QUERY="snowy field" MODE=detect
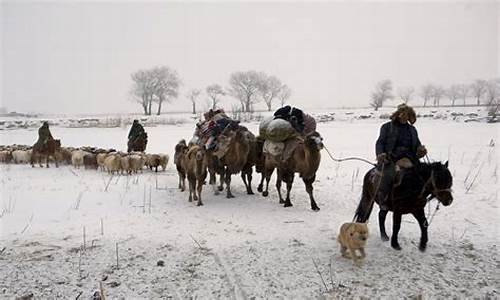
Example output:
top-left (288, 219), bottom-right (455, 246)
top-left (0, 113), bottom-right (499, 298)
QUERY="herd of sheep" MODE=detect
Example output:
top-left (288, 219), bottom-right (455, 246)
top-left (0, 145), bottom-right (169, 175)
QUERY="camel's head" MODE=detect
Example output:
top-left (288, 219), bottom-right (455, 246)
top-left (305, 132), bottom-right (324, 151)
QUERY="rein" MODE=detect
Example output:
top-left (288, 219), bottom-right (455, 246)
top-left (419, 169), bottom-right (450, 228)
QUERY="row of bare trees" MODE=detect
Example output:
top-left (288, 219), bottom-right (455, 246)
top-left (370, 78), bottom-right (500, 110)
top-left (130, 67), bottom-right (292, 115)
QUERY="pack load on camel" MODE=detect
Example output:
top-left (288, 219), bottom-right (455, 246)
top-left (127, 119), bottom-right (148, 152)
top-left (258, 106), bottom-right (324, 210)
top-left (191, 109), bottom-right (239, 152)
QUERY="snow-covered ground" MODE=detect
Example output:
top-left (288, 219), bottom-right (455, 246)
top-left (0, 111), bottom-right (499, 298)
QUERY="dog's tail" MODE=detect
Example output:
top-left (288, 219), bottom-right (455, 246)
top-left (353, 168), bottom-right (376, 223)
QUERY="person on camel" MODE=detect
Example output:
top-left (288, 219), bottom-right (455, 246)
top-left (35, 121), bottom-right (54, 150)
top-left (273, 105), bottom-right (317, 136)
top-left (127, 119), bottom-right (147, 152)
top-left (375, 104), bottom-right (428, 210)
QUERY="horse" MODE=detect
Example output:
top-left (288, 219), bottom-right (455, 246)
top-left (31, 139), bottom-right (61, 168)
top-left (354, 161), bottom-right (453, 251)
top-left (127, 132), bottom-right (148, 153)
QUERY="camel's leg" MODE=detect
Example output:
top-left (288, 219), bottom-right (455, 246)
top-left (241, 168), bottom-right (254, 195)
top-left (257, 173), bottom-right (265, 193)
top-left (30, 154), bottom-right (35, 168)
top-left (412, 208), bottom-right (428, 252)
top-left (225, 172), bottom-right (234, 198)
top-left (39, 154), bottom-right (44, 168)
top-left (188, 180), bottom-right (194, 202)
top-left (303, 175), bottom-right (319, 211)
top-left (196, 178), bottom-right (203, 206)
top-left (283, 171), bottom-right (294, 207)
top-left (262, 167), bottom-right (274, 197)
top-left (275, 169), bottom-right (284, 204)
top-left (218, 170), bottom-right (225, 192)
top-left (391, 212), bottom-right (403, 250)
top-left (379, 210), bottom-right (390, 241)
top-left (181, 173), bottom-right (186, 192)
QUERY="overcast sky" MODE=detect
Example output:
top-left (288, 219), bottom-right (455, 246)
top-left (1, 1), bottom-right (498, 115)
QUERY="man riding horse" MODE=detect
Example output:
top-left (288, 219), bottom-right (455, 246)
top-left (375, 104), bottom-right (427, 210)
top-left (35, 121), bottom-right (54, 150)
top-left (127, 119), bottom-right (147, 152)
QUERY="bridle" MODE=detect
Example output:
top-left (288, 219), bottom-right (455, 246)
top-left (419, 169), bottom-right (452, 201)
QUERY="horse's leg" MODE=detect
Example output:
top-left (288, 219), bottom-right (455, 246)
top-left (39, 154), bottom-right (44, 168)
top-left (283, 171), bottom-right (294, 207)
top-left (225, 172), bottom-right (234, 198)
top-left (412, 208), bottom-right (428, 251)
top-left (379, 210), bottom-right (390, 241)
top-left (262, 167), bottom-right (274, 197)
top-left (30, 152), bottom-right (35, 168)
top-left (54, 154), bottom-right (59, 168)
top-left (303, 175), bottom-right (319, 211)
top-left (45, 154), bottom-right (49, 168)
top-left (391, 212), bottom-right (403, 250)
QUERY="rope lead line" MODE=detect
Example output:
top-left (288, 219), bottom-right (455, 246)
top-left (323, 145), bottom-right (376, 167)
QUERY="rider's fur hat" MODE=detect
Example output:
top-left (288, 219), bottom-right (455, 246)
top-left (390, 104), bottom-right (416, 124)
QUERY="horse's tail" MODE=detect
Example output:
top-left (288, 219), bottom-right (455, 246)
top-left (354, 168), bottom-right (376, 223)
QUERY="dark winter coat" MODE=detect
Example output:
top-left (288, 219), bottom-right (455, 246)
top-left (376, 120), bottom-right (422, 164)
top-left (128, 122), bottom-right (145, 140)
top-left (36, 124), bottom-right (53, 146)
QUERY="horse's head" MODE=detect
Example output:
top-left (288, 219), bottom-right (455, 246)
top-left (429, 161), bottom-right (453, 206)
top-left (305, 132), bottom-right (324, 151)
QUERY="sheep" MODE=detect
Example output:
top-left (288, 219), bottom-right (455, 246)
top-left (83, 153), bottom-right (98, 170)
top-left (96, 153), bottom-right (109, 171)
top-left (129, 154), bottom-right (145, 173)
top-left (158, 153), bottom-right (169, 171)
top-left (55, 148), bottom-right (73, 165)
top-left (146, 154), bottom-right (161, 172)
top-left (0, 150), bottom-right (13, 163)
top-left (71, 150), bottom-right (90, 169)
top-left (12, 150), bottom-right (32, 164)
top-left (104, 154), bottom-right (121, 174)
top-left (120, 155), bottom-right (131, 175)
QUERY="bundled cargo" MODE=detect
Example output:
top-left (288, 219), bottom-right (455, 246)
top-left (259, 116), bottom-right (274, 137)
top-left (265, 119), bottom-right (297, 142)
top-left (263, 140), bottom-right (285, 157)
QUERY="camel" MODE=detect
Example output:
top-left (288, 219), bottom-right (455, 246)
top-left (263, 132), bottom-right (323, 211)
top-left (207, 126), bottom-right (255, 198)
top-left (182, 144), bottom-right (208, 206)
top-left (174, 139), bottom-right (188, 191)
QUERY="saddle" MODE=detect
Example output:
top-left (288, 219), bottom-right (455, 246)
top-left (372, 158), bottom-right (414, 189)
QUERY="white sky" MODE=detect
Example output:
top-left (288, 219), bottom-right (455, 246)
top-left (1, 1), bottom-right (498, 114)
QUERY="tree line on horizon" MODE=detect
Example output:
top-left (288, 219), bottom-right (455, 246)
top-left (130, 67), bottom-right (292, 116)
top-left (370, 78), bottom-right (500, 113)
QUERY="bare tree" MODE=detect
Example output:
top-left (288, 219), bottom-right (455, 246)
top-left (485, 78), bottom-right (500, 106)
top-left (370, 79), bottom-right (394, 111)
top-left (397, 86), bottom-right (415, 104)
top-left (470, 79), bottom-right (488, 106)
top-left (420, 84), bottom-right (435, 107)
top-left (258, 74), bottom-right (282, 111)
top-left (446, 85), bottom-right (461, 107)
top-left (228, 71), bottom-right (262, 112)
top-left (457, 84), bottom-right (469, 106)
top-left (206, 84), bottom-right (225, 110)
top-left (432, 85), bottom-right (446, 107)
top-left (130, 69), bottom-right (155, 115)
top-left (487, 100), bottom-right (500, 123)
top-left (187, 89), bottom-right (201, 114)
top-left (278, 84), bottom-right (292, 107)
top-left (151, 66), bottom-right (181, 115)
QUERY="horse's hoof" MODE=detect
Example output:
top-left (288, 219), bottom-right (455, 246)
top-left (278, 199), bottom-right (285, 204)
top-left (312, 206), bottom-right (320, 211)
top-left (226, 194), bottom-right (235, 199)
top-left (262, 191), bottom-right (269, 197)
top-left (197, 202), bottom-right (203, 206)
top-left (419, 244), bottom-right (427, 252)
top-left (391, 243), bottom-right (402, 250)
top-left (381, 235), bottom-right (390, 242)
top-left (247, 190), bottom-right (254, 195)
top-left (284, 202), bottom-right (293, 207)
top-left (257, 186), bottom-right (263, 192)
top-left (218, 186), bottom-right (224, 192)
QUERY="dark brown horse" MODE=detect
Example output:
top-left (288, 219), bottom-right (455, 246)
top-left (127, 132), bottom-right (148, 153)
top-left (31, 139), bottom-right (61, 168)
top-left (354, 161), bottom-right (453, 251)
